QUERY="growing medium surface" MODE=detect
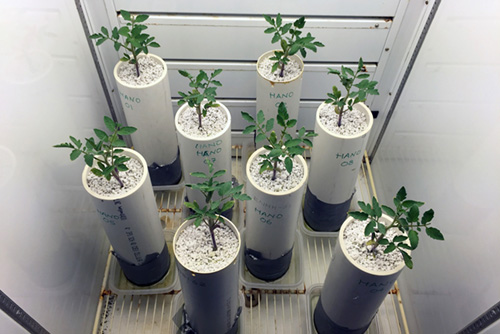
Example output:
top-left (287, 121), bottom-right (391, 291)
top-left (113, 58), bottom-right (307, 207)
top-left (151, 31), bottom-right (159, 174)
top-left (343, 220), bottom-right (404, 272)
top-left (175, 222), bottom-right (239, 273)
top-left (86, 157), bottom-right (143, 197)
top-left (258, 56), bottom-right (301, 82)
top-left (177, 105), bottom-right (228, 138)
top-left (319, 103), bottom-right (368, 136)
top-left (249, 156), bottom-right (304, 192)
top-left (116, 56), bottom-right (163, 86)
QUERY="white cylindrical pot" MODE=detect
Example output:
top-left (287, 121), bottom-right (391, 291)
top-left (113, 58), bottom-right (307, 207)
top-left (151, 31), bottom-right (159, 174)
top-left (256, 50), bottom-right (304, 133)
top-left (314, 214), bottom-right (407, 333)
top-left (83, 148), bottom-right (170, 286)
top-left (114, 54), bottom-right (182, 187)
top-left (244, 147), bottom-right (308, 281)
top-left (175, 101), bottom-right (232, 211)
top-left (304, 102), bottom-right (374, 231)
top-left (174, 217), bottom-right (241, 334)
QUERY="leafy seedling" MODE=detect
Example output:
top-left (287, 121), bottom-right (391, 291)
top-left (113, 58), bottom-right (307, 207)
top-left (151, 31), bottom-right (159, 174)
top-left (325, 57), bottom-right (379, 127)
top-left (242, 102), bottom-right (317, 181)
top-left (178, 69), bottom-right (223, 130)
top-left (90, 10), bottom-right (160, 77)
top-left (348, 186), bottom-right (444, 269)
top-left (54, 116), bottom-right (137, 188)
top-left (263, 13), bottom-right (324, 77)
top-left (185, 159), bottom-right (251, 251)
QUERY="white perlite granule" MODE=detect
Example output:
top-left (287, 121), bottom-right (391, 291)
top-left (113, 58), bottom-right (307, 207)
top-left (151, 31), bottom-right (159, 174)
top-left (116, 56), bottom-right (163, 86)
top-left (319, 104), bottom-right (368, 136)
top-left (258, 56), bottom-right (301, 82)
top-left (175, 222), bottom-right (239, 273)
top-left (249, 156), bottom-right (304, 192)
top-left (177, 106), bottom-right (228, 138)
top-left (86, 157), bottom-right (142, 197)
top-left (343, 220), bottom-right (404, 272)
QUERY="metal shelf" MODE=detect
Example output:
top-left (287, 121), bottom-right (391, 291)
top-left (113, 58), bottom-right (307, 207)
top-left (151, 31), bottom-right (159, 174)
top-left (93, 147), bottom-right (409, 334)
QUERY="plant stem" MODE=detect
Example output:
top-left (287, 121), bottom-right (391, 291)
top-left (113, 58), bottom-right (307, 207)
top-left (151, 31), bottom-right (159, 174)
top-left (208, 219), bottom-right (218, 251)
top-left (112, 168), bottom-right (125, 188)
top-left (272, 160), bottom-right (278, 180)
top-left (279, 62), bottom-right (285, 78)
top-left (196, 105), bottom-right (203, 129)
top-left (368, 215), bottom-right (400, 253)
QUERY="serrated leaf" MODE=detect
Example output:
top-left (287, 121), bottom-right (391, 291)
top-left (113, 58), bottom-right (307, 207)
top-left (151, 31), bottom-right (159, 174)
top-left (377, 223), bottom-right (386, 235)
top-left (422, 209), bottom-right (434, 224)
top-left (191, 172), bottom-right (209, 179)
top-left (135, 14), bottom-right (149, 23)
top-left (117, 126), bottom-right (137, 135)
top-left (384, 243), bottom-right (396, 254)
top-left (364, 220), bottom-right (376, 236)
top-left (70, 149), bottom-right (81, 161)
top-left (255, 133), bottom-right (267, 143)
top-left (407, 205), bottom-right (419, 223)
top-left (271, 32), bottom-right (281, 44)
top-left (220, 201), bottom-right (234, 213)
top-left (349, 211), bottom-right (368, 221)
top-left (285, 138), bottom-right (302, 148)
top-left (400, 250), bottom-right (413, 269)
top-left (121, 10), bottom-right (131, 21)
top-left (257, 110), bottom-right (265, 125)
top-left (382, 205), bottom-right (396, 217)
top-left (358, 201), bottom-right (373, 215)
top-left (265, 118), bottom-right (274, 132)
top-left (396, 186), bottom-right (407, 201)
top-left (372, 197), bottom-right (382, 218)
top-left (264, 27), bottom-right (276, 34)
top-left (103, 116), bottom-right (116, 132)
top-left (393, 235), bottom-right (408, 243)
top-left (263, 14), bottom-right (273, 25)
top-left (403, 200), bottom-right (425, 208)
top-left (408, 230), bottom-right (419, 249)
top-left (426, 227), bottom-right (444, 240)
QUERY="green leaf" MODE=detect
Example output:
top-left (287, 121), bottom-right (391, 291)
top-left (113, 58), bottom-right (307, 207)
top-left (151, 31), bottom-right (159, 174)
top-left (114, 139), bottom-right (127, 147)
top-left (135, 14), bottom-right (149, 23)
top-left (118, 26), bottom-right (129, 36)
top-left (265, 118), bottom-right (274, 132)
top-left (358, 201), bottom-right (373, 215)
top-left (372, 197), bottom-right (382, 218)
top-left (284, 157), bottom-right (293, 174)
top-left (422, 209), bottom-right (434, 224)
top-left (381, 205), bottom-right (396, 217)
top-left (257, 110), bottom-right (265, 125)
top-left (271, 32), bottom-right (281, 44)
top-left (400, 250), bottom-right (413, 269)
top-left (117, 126), bottom-right (137, 135)
top-left (285, 138), bottom-right (302, 148)
top-left (93, 129), bottom-right (107, 141)
top-left (264, 27), bottom-right (276, 34)
top-left (256, 133), bottom-right (267, 143)
top-left (178, 70), bottom-right (191, 78)
top-left (426, 227), bottom-right (444, 240)
top-left (263, 14), bottom-right (273, 25)
top-left (348, 211), bottom-right (369, 221)
top-left (393, 235), bottom-right (408, 243)
top-left (190, 172), bottom-right (209, 179)
top-left (220, 201), bottom-right (234, 213)
top-left (103, 116), bottom-right (116, 132)
top-left (396, 186), bottom-right (407, 201)
top-left (91, 168), bottom-right (103, 177)
top-left (70, 149), bottom-right (81, 161)
top-left (364, 220), bottom-right (376, 236)
top-left (276, 13), bottom-right (282, 27)
top-left (268, 148), bottom-right (282, 158)
top-left (408, 230), bottom-right (419, 249)
top-left (402, 200), bottom-right (425, 208)
top-left (96, 38), bottom-right (106, 46)
top-left (101, 27), bottom-right (109, 36)
top-left (121, 10), bottom-right (131, 21)
top-left (377, 223), bottom-right (386, 235)
top-left (344, 67), bottom-right (355, 76)
top-left (242, 125), bottom-right (256, 134)
top-left (213, 170), bottom-right (226, 178)
top-left (407, 205), bottom-right (419, 223)
top-left (384, 243), bottom-right (396, 254)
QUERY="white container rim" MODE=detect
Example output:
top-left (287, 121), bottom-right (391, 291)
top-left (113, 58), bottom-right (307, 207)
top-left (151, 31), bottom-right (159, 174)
top-left (316, 101), bottom-right (374, 139)
top-left (173, 216), bottom-right (241, 274)
top-left (338, 214), bottom-right (409, 276)
top-left (256, 50), bottom-right (304, 83)
top-left (175, 101), bottom-right (232, 142)
top-left (246, 147), bottom-right (308, 197)
top-left (113, 53), bottom-right (167, 89)
top-left (82, 148), bottom-right (148, 201)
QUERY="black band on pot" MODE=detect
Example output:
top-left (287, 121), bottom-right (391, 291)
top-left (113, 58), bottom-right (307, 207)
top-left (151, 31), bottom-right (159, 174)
top-left (244, 247), bottom-right (293, 281)
top-left (148, 149), bottom-right (182, 186)
top-left (314, 296), bottom-right (372, 334)
top-left (113, 241), bottom-right (170, 286)
top-left (303, 187), bottom-right (353, 232)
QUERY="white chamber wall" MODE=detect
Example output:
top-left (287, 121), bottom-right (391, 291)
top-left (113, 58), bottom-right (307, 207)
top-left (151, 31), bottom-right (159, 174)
top-left (0, 0), bottom-right (109, 333)
top-left (371, 0), bottom-right (500, 333)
